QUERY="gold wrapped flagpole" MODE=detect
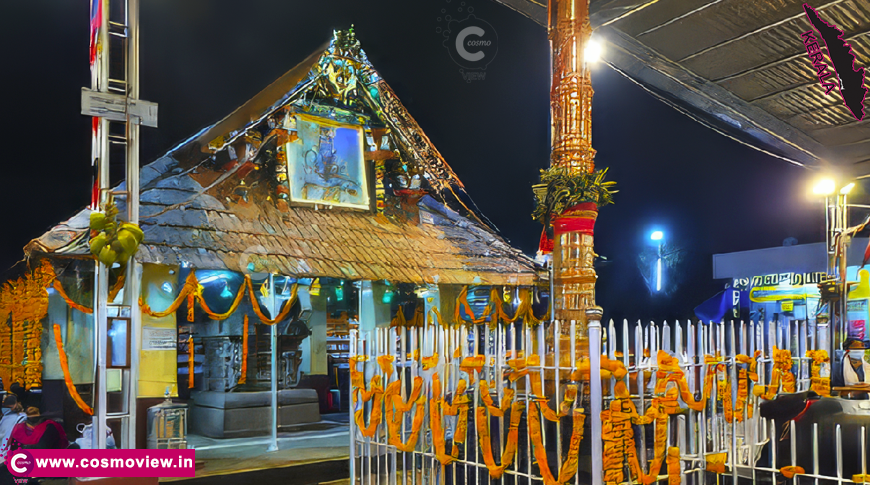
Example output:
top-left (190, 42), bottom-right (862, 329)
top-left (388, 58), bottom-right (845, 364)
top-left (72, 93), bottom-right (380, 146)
top-left (548, 0), bottom-right (598, 325)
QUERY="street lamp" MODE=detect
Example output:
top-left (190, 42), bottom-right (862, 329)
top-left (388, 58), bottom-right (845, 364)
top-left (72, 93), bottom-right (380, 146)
top-left (651, 231), bottom-right (664, 292)
top-left (812, 177), bottom-right (856, 275)
top-left (584, 38), bottom-right (602, 64)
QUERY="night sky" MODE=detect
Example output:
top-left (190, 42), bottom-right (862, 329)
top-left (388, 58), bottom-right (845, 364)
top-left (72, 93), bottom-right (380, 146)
top-left (1, 0), bottom-right (829, 321)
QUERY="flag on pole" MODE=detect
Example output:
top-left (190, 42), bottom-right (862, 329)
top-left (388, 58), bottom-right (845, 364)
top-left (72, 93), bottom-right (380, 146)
top-left (89, 0), bottom-right (102, 67)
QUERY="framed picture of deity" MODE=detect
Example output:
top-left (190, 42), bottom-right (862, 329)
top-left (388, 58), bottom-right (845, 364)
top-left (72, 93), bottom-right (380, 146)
top-left (284, 113), bottom-right (369, 209)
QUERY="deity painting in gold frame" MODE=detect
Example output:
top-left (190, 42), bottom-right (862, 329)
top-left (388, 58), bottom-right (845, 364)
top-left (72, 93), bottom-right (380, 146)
top-left (284, 113), bottom-right (369, 209)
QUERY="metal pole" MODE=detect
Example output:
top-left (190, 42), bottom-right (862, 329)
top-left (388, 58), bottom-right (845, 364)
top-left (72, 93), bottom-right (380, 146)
top-left (92, 0), bottom-right (111, 451)
top-left (126, 0), bottom-right (141, 449)
top-left (350, 327), bottom-right (358, 485)
top-left (268, 273), bottom-right (279, 452)
top-left (586, 306), bottom-right (604, 485)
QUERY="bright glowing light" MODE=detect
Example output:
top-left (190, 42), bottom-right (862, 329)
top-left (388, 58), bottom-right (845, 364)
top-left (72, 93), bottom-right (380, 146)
top-left (813, 178), bottom-right (836, 195)
top-left (841, 182), bottom-right (856, 195)
top-left (650, 231), bottom-right (663, 241)
top-left (656, 257), bottom-right (662, 292)
top-left (584, 39), bottom-right (601, 63)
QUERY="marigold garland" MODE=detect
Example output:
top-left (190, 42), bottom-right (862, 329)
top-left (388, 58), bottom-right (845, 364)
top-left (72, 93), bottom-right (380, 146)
top-left (390, 304), bottom-right (424, 328)
top-left (139, 272), bottom-right (298, 326)
top-left (705, 452), bottom-right (727, 473)
top-left (602, 380), bottom-right (670, 485)
top-left (51, 274), bottom-right (126, 315)
top-left (377, 355), bottom-right (395, 376)
top-left (52, 280), bottom-right (93, 314)
top-left (479, 380), bottom-right (514, 417)
top-left (460, 355), bottom-right (484, 384)
top-left (528, 400), bottom-right (585, 485)
top-left (602, 350), bottom-right (769, 484)
top-left (349, 356), bottom-right (385, 438)
top-left (527, 354), bottom-right (576, 421)
top-left (453, 286), bottom-right (548, 328)
top-left (238, 315), bottom-right (248, 385)
top-left (781, 466), bottom-right (805, 479)
top-left (807, 349), bottom-right (830, 396)
top-left (430, 373), bottom-right (469, 465)
top-left (476, 400), bottom-right (524, 478)
top-left (666, 447), bottom-right (681, 485)
top-left (421, 353), bottom-right (439, 370)
top-left (188, 336), bottom-right (195, 389)
top-left (385, 380), bottom-right (425, 451)
top-left (24, 321), bottom-right (43, 389)
top-left (754, 347), bottom-right (796, 399)
top-left (53, 324), bottom-right (93, 415)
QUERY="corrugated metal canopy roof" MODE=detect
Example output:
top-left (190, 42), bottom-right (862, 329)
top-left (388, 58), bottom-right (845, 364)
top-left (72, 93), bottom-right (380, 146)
top-left (492, 0), bottom-right (870, 175)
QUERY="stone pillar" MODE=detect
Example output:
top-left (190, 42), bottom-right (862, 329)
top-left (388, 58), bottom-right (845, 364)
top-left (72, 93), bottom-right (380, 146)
top-left (549, 0), bottom-right (597, 327)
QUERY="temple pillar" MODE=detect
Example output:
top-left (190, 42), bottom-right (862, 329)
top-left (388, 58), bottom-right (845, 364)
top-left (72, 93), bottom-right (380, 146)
top-left (549, 0), bottom-right (597, 328)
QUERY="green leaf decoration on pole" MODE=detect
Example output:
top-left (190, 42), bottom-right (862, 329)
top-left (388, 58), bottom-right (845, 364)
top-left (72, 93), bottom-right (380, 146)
top-left (532, 166), bottom-right (617, 228)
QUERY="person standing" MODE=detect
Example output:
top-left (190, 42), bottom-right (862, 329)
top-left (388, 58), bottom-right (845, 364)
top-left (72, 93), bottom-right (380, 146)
top-left (0, 395), bottom-right (25, 461)
top-left (842, 338), bottom-right (870, 386)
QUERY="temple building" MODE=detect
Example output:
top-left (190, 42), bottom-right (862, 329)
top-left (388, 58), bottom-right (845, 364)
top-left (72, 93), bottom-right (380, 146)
top-left (21, 30), bottom-right (544, 447)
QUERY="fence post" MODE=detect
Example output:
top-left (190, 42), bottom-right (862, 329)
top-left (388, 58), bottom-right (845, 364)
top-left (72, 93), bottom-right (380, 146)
top-left (587, 306), bottom-right (604, 485)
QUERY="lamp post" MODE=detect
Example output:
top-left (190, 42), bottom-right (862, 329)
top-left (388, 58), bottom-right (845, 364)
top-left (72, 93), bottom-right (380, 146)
top-left (650, 231), bottom-right (664, 292)
top-left (812, 178), bottom-right (855, 365)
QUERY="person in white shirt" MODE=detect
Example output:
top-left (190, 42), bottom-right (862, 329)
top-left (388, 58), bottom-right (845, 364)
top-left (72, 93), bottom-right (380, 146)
top-left (842, 339), bottom-right (870, 387)
top-left (0, 395), bottom-right (26, 462)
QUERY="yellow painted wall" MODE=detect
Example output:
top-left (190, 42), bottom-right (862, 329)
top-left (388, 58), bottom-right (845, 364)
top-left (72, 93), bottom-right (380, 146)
top-left (138, 264), bottom-right (179, 398)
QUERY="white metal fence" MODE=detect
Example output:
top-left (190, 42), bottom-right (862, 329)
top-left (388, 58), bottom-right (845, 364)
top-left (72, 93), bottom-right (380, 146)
top-left (349, 317), bottom-right (868, 485)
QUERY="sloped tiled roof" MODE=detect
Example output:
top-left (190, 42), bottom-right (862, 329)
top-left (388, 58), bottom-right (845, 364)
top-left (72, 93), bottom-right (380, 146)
top-left (27, 155), bottom-right (539, 285)
top-left (26, 34), bottom-right (541, 286)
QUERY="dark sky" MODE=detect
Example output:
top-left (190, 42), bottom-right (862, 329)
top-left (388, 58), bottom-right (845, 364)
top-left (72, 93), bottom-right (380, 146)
top-left (0, 0), bottom-right (828, 320)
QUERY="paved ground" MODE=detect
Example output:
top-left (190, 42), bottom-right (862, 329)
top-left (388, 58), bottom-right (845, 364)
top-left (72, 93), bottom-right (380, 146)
top-left (160, 421), bottom-right (350, 483)
top-left (165, 459), bottom-right (349, 485)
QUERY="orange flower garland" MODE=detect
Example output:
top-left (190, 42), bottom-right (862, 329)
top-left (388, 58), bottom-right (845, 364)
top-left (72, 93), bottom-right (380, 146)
top-left (53, 324), bottom-right (93, 415)
top-left (139, 272), bottom-right (298, 326)
top-left (239, 315), bottom-right (248, 385)
top-left (51, 274), bottom-right (126, 315)
top-left (385, 381), bottom-right (425, 451)
top-left (527, 354), bottom-right (576, 421)
top-left (528, 400), bottom-right (586, 485)
top-left (430, 373), bottom-right (469, 465)
top-left (754, 347), bottom-right (796, 399)
top-left (807, 349), bottom-right (830, 396)
top-left (24, 321), bottom-right (43, 389)
top-left (453, 286), bottom-right (548, 328)
top-left (52, 280), bottom-right (93, 314)
top-left (350, 356), bottom-right (385, 439)
top-left (479, 380), bottom-right (514, 417)
top-left (476, 400), bottom-right (524, 478)
top-left (188, 336), bottom-right (195, 389)
top-left (666, 447), bottom-right (681, 485)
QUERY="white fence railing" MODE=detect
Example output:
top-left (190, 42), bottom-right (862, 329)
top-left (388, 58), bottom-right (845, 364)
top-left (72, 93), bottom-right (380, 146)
top-left (349, 316), bottom-right (867, 485)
